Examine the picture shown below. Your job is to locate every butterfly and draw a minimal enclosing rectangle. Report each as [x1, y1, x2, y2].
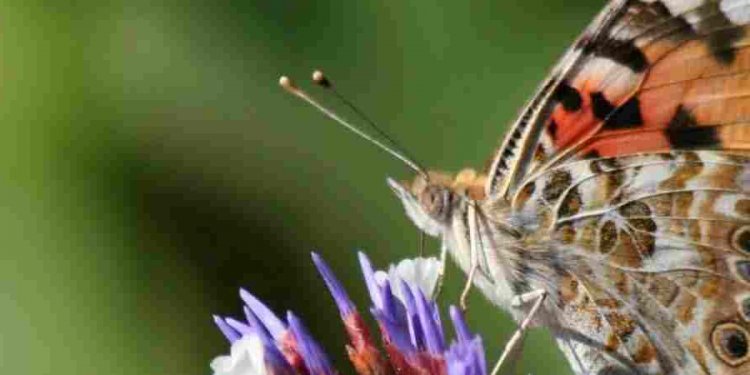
[385, 1, 750, 374]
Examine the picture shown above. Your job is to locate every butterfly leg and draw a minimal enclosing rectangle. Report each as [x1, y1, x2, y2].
[490, 289, 548, 375]
[430, 241, 448, 300]
[459, 201, 480, 311]
[459, 260, 478, 312]
[510, 288, 546, 307]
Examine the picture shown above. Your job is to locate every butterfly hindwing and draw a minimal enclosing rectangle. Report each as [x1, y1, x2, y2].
[509, 151, 750, 374]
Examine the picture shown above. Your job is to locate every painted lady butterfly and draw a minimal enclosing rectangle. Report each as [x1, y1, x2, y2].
[385, 0, 750, 374]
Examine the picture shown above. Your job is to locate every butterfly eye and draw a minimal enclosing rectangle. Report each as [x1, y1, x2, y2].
[732, 226, 750, 255]
[419, 186, 450, 220]
[712, 323, 750, 366]
[428, 189, 440, 205]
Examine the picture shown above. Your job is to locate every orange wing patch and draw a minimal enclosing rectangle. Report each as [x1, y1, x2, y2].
[549, 24, 750, 160]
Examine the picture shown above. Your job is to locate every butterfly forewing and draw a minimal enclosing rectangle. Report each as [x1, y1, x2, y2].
[487, 0, 750, 199]
[482, 1, 750, 374]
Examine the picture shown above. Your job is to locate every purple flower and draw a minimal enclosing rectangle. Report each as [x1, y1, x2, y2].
[311, 253, 387, 375]
[446, 307, 486, 375]
[211, 252, 487, 375]
[212, 289, 333, 375]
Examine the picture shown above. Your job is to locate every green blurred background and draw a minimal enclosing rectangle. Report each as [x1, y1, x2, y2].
[1, 1, 604, 374]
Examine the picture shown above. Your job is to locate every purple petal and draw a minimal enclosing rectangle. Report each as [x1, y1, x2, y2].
[238, 308, 294, 374]
[226, 318, 253, 336]
[286, 311, 336, 375]
[446, 337, 486, 375]
[245, 306, 284, 347]
[264, 344, 296, 375]
[243, 306, 263, 331]
[411, 284, 445, 354]
[311, 252, 356, 316]
[449, 306, 472, 343]
[370, 307, 415, 356]
[431, 300, 446, 345]
[373, 282, 414, 355]
[240, 288, 286, 340]
[358, 252, 382, 309]
[398, 279, 424, 350]
[380, 281, 400, 321]
[213, 315, 241, 343]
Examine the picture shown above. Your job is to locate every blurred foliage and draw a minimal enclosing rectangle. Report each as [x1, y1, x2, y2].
[0, 0, 603, 374]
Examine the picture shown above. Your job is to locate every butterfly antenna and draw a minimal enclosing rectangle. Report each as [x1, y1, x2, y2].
[279, 74, 429, 180]
[311, 70, 428, 176]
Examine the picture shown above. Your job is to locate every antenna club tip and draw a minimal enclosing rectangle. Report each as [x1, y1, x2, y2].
[312, 70, 331, 87]
[279, 75, 296, 90]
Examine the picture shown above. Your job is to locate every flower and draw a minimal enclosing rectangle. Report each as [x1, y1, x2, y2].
[211, 289, 333, 375]
[211, 252, 487, 375]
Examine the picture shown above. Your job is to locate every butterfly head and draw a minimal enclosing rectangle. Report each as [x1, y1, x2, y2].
[387, 169, 486, 237]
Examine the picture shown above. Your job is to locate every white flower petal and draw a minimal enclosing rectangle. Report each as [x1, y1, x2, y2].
[211, 335, 268, 375]
[375, 257, 441, 302]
